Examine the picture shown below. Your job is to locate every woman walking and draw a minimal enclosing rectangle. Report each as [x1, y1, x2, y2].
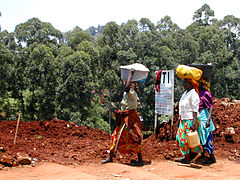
[176, 78, 203, 165]
[101, 69, 144, 166]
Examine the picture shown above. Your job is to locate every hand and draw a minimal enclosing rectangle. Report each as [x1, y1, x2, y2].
[129, 128, 133, 133]
[177, 118, 180, 127]
[177, 120, 180, 128]
[191, 123, 196, 131]
[129, 68, 135, 74]
[206, 121, 210, 128]
[125, 121, 128, 128]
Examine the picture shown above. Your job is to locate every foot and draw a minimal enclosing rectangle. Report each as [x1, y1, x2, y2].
[130, 160, 144, 166]
[178, 159, 190, 166]
[202, 157, 216, 164]
[174, 156, 185, 162]
[203, 153, 216, 164]
[101, 157, 113, 164]
[189, 152, 198, 161]
[190, 153, 201, 163]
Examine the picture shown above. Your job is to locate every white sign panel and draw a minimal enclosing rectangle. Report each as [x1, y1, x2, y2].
[155, 70, 174, 116]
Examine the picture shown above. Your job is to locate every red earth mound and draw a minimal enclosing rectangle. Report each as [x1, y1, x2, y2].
[0, 98, 239, 167]
[0, 119, 110, 167]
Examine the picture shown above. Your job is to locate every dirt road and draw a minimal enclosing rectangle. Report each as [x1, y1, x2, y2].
[0, 158, 239, 180]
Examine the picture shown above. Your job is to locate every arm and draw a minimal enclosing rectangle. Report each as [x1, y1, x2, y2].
[191, 112, 197, 131]
[177, 116, 180, 128]
[175, 102, 180, 127]
[125, 69, 134, 93]
[206, 107, 213, 128]
[190, 91, 200, 131]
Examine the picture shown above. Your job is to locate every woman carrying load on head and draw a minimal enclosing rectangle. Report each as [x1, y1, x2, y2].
[101, 69, 144, 166]
[198, 78, 216, 164]
[175, 78, 203, 165]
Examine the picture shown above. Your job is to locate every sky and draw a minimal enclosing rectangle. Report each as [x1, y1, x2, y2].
[1, 0, 240, 32]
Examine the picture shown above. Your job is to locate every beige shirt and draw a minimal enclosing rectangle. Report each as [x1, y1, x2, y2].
[121, 88, 138, 111]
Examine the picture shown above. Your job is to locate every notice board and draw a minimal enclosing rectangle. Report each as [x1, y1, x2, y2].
[155, 70, 174, 116]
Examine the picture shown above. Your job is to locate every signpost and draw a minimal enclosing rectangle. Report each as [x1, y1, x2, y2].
[154, 70, 174, 134]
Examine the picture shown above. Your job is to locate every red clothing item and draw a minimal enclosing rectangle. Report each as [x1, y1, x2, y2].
[154, 70, 162, 92]
[110, 109, 142, 154]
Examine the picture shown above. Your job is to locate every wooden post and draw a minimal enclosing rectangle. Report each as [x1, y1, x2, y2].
[14, 113, 21, 145]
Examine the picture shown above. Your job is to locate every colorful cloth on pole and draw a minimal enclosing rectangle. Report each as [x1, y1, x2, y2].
[154, 70, 162, 92]
[110, 109, 143, 154]
[176, 118, 203, 156]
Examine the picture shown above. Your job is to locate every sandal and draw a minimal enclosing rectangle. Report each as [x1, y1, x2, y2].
[202, 158, 216, 164]
[178, 160, 191, 166]
[130, 160, 144, 166]
[101, 157, 113, 164]
[174, 156, 185, 162]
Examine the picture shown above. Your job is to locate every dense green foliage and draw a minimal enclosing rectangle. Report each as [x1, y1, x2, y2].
[0, 4, 239, 131]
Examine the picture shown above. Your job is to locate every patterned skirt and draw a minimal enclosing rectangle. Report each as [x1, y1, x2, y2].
[176, 118, 203, 156]
[203, 132, 214, 155]
[199, 109, 215, 145]
[109, 109, 143, 154]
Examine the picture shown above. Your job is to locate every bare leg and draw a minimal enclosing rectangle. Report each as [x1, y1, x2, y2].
[130, 152, 144, 166]
[180, 153, 190, 164]
[137, 152, 143, 162]
[101, 151, 114, 164]
[203, 153, 216, 164]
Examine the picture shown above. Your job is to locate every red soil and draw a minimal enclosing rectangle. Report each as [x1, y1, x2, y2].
[0, 119, 110, 166]
[0, 98, 239, 167]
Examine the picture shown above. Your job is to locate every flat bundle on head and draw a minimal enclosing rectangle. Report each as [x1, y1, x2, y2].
[120, 63, 149, 82]
[188, 64, 213, 92]
[188, 64, 213, 81]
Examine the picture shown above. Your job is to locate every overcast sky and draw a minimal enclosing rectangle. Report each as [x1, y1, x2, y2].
[1, 0, 240, 32]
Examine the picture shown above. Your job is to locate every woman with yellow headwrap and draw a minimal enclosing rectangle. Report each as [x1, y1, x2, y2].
[175, 78, 203, 165]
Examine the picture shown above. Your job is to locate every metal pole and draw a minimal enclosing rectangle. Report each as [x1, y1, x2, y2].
[154, 113, 158, 134]
[171, 70, 174, 139]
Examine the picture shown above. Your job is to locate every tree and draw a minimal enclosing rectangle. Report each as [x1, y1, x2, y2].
[156, 16, 180, 33]
[15, 17, 63, 47]
[56, 51, 93, 122]
[24, 44, 57, 121]
[1, 4, 239, 132]
[0, 30, 17, 51]
[0, 42, 15, 118]
[139, 18, 155, 32]
[220, 15, 240, 60]
[193, 4, 215, 26]
[64, 27, 92, 50]
[86, 25, 104, 36]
